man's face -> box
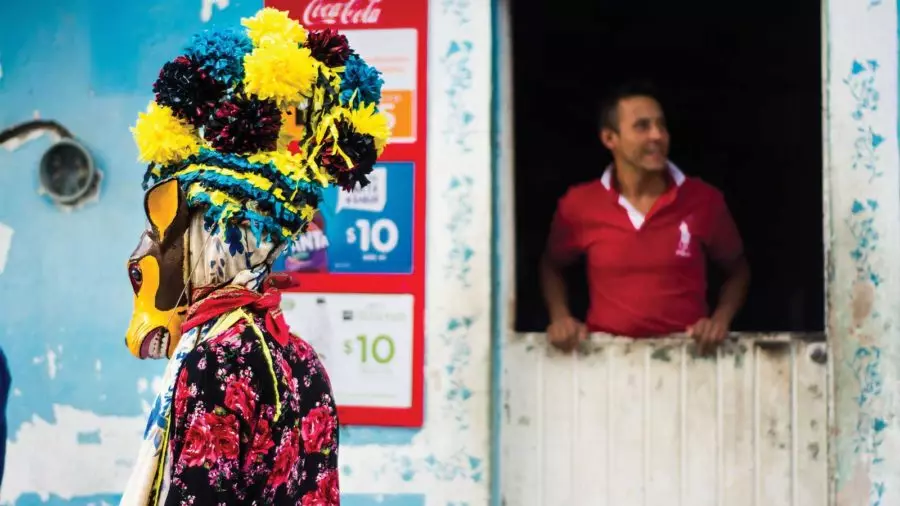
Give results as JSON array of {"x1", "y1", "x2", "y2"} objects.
[
  {"x1": 601, "y1": 96, "x2": 670, "y2": 172},
  {"x1": 124, "y1": 179, "x2": 190, "y2": 360}
]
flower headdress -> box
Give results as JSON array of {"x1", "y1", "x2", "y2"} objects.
[{"x1": 131, "y1": 8, "x2": 389, "y2": 250}]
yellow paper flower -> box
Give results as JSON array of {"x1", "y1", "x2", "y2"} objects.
[
  {"x1": 347, "y1": 103, "x2": 391, "y2": 155},
  {"x1": 247, "y1": 150, "x2": 309, "y2": 182},
  {"x1": 241, "y1": 7, "x2": 307, "y2": 48},
  {"x1": 131, "y1": 102, "x2": 200, "y2": 165},
  {"x1": 300, "y1": 204, "x2": 317, "y2": 222},
  {"x1": 243, "y1": 44, "x2": 319, "y2": 108}
]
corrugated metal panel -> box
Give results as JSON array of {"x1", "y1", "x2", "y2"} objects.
[{"x1": 501, "y1": 333, "x2": 829, "y2": 506}]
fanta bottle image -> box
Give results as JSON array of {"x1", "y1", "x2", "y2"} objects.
[{"x1": 284, "y1": 212, "x2": 330, "y2": 272}]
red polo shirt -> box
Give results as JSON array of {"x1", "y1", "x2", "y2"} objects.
[{"x1": 547, "y1": 164, "x2": 743, "y2": 337}]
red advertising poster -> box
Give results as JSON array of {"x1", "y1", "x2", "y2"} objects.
[{"x1": 267, "y1": 0, "x2": 427, "y2": 427}]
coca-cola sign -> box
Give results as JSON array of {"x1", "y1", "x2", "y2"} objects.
[{"x1": 303, "y1": 0, "x2": 383, "y2": 26}]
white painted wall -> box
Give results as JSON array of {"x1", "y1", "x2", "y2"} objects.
[{"x1": 825, "y1": 0, "x2": 900, "y2": 504}]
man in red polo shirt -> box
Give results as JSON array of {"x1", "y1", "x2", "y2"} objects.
[{"x1": 540, "y1": 83, "x2": 750, "y2": 353}]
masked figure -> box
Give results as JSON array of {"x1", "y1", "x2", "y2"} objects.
[{"x1": 119, "y1": 8, "x2": 389, "y2": 505}]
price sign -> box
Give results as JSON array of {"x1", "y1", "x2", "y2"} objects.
[
  {"x1": 345, "y1": 218, "x2": 401, "y2": 258},
  {"x1": 344, "y1": 334, "x2": 397, "y2": 365},
  {"x1": 273, "y1": 162, "x2": 414, "y2": 275},
  {"x1": 325, "y1": 161, "x2": 415, "y2": 273},
  {"x1": 280, "y1": 292, "x2": 414, "y2": 409}
]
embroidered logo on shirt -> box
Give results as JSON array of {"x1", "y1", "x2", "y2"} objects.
[{"x1": 675, "y1": 221, "x2": 692, "y2": 258}]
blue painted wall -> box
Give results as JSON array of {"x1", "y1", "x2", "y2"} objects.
[{"x1": 0, "y1": 1, "x2": 421, "y2": 503}]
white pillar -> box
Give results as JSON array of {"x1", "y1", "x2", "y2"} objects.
[{"x1": 826, "y1": 0, "x2": 900, "y2": 504}]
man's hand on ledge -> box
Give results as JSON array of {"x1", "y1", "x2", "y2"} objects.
[
  {"x1": 547, "y1": 316, "x2": 588, "y2": 352},
  {"x1": 687, "y1": 315, "x2": 730, "y2": 356}
]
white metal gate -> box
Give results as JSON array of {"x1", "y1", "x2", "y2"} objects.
[{"x1": 500, "y1": 333, "x2": 829, "y2": 506}]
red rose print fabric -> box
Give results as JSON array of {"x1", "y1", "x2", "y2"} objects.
[{"x1": 164, "y1": 313, "x2": 340, "y2": 505}]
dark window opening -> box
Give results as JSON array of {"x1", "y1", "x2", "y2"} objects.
[{"x1": 511, "y1": 0, "x2": 824, "y2": 333}]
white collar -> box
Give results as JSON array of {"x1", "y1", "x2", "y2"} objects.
[{"x1": 600, "y1": 161, "x2": 686, "y2": 190}]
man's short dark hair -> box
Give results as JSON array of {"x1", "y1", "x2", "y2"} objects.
[{"x1": 597, "y1": 81, "x2": 662, "y2": 133}]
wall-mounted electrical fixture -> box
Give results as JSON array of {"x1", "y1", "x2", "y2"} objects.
[
  {"x1": 0, "y1": 119, "x2": 101, "y2": 208},
  {"x1": 39, "y1": 138, "x2": 96, "y2": 205}
]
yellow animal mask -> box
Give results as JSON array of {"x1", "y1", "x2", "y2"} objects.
[{"x1": 124, "y1": 179, "x2": 190, "y2": 359}]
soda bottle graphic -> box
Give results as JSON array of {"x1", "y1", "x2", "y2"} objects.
[
  {"x1": 284, "y1": 212, "x2": 329, "y2": 272},
  {"x1": 302, "y1": 297, "x2": 333, "y2": 363}
]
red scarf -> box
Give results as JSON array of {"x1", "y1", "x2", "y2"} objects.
[{"x1": 182, "y1": 274, "x2": 296, "y2": 346}]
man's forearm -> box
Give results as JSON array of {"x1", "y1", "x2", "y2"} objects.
[
  {"x1": 540, "y1": 253, "x2": 573, "y2": 321},
  {"x1": 712, "y1": 256, "x2": 750, "y2": 324}
]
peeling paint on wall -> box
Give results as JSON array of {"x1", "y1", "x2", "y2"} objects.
[
  {"x1": 200, "y1": 0, "x2": 230, "y2": 22},
  {"x1": 0, "y1": 221, "x2": 12, "y2": 276},
  {"x1": 0, "y1": 116, "x2": 61, "y2": 153},
  {"x1": 32, "y1": 346, "x2": 61, "y2": 380},
  {"x1": 2, "y1": 405, "x2": 146, "y2": 504}
]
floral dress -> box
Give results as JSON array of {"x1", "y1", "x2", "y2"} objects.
[{"x1": 163, "y1": 310, "x2": 340, "y2": 505}]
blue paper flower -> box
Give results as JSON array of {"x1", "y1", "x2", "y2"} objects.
[
  {"x1": 339, "y1": 54, "x2": 384, "y2": 106},
  {"x1": 184, "y1": 29, "x2": 253, "y2": 86}
]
